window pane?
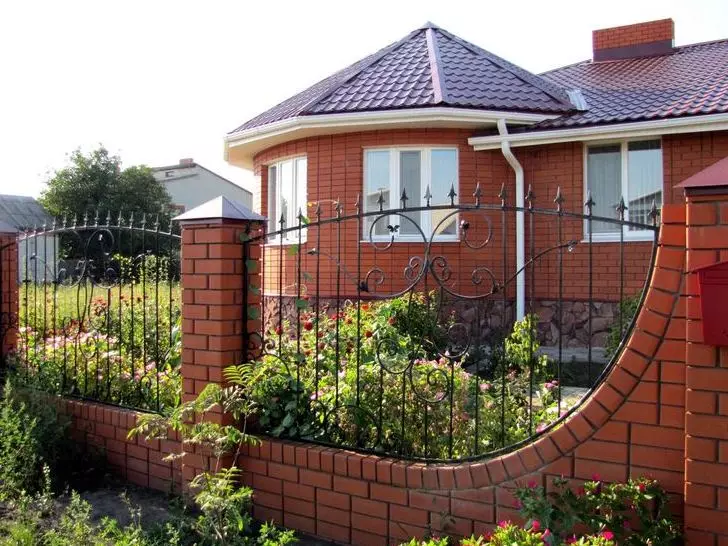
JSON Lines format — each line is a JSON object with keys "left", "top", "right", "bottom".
{"left": 295, "top": 158, "right": 307, "bottom": 219}
{"left": 587, "top": 145, "right": 621, "bottom": 234}
{"left": 268, "top": 165, "right": 277, "bottom": 234}
{"left": 280, "top": 159, "right": 294, "bottom": 232}
{"left": 431, "top": 149, "right": 458, "bottom": 236}
{"left": 399, "top": 150, "right": 421, "bottom": 236}
{"left": 627, "top": 141, "right": 662, "bottom": 230}
{"left": 364, "top": 150, "right": 390, "bottom": 237}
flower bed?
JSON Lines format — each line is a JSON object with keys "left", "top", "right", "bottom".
{"left": 15, "top": 282, "right": 182, "bottom": 411}
{"left": 252, "top": 293, "right": 575, "bottom": 460}
{"left": 402, "top": 476, "right": 680, "bottom": 545}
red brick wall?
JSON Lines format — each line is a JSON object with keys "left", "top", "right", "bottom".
{"left": 238, "top": 203, "right": 689, "bottom": 545}
{"left": 0, "top": 233, "right": 18, "bottom": 357}
{"left": 592, "top": 19, "right": 674, "bottom": 52}
{"left": 253, "top": 130, "right": 665, "bottom": 304}
{"left": 55, "top": 398, "right": 182, "bottom": 493}
{"left": 683, "top": 196, "right": 728, "bottom": 544}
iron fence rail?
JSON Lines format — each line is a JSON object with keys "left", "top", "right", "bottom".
{"left": 245, "top": 184, "right": 659, "bottom": 462}
{"left": 1, "top": 214, "right": 181, "bottom": 412}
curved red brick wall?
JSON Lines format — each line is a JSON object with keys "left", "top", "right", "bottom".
{"left": 237, "top": 204, "right": 688, "bottom": 545}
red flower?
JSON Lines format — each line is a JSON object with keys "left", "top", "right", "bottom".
{"left": 303, "top": 321, "right": 313, "bottom": 331}
{"left": 497, "top": 521, "right": 508, "bottom": 528}
{"left": 528, "top": 480, "right": 537, "bottom": 489}
{"left": 638, "top": 483, "right": 646, "bottom": 493}
{"left": 318, "top": 342, "right": 325, "bottom": 351}
{"left": 361, "top": 303, "right": 370, "bottom": 311}
{"left": 531, "top": 520, "right": 541, "bottom": 532}
{"left": 364, "top": 330, "right": 373, "bottom": 338}
{"left": 275, "top": 326, "right": 283, "bottom": 336}
{"left": 388, "top": 317, "right": 396, "bottom": 326}
{"left": 592, "top": 473, "right": 601, "bottom": 482}
{"left": 600, "top": 530, "right": 614, "bottom": 540}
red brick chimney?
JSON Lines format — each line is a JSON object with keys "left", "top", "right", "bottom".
{"left": 593, "top": 18, "right": 674, "bottom": 62}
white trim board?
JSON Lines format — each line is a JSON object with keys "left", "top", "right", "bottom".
{"left": 224, "top": 108, "right": 560, "bottom": 170}
{"left": 468, "top": 113, "right": 728, "bottom": 150}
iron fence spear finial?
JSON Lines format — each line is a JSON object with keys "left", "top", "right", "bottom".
{"left": 554, "top": 186, "right": 565, "bottom": 213}
{"left": 584, "top": 190, "right": 595, "bottom": 215}
{"left": 526, "top": 184, "right": 535, "bottom": 210}
{"left": 448, "top": 183, "right": 457, "bottom": 206}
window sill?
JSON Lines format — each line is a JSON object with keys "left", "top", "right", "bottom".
{"left": 581, "top": 233, "right": 656, "bottom": 244}
{"left": 361, "top": 237, "right": 460, "bottom": 244}
{"left": 265, "top": 239, "right": 308, "bottom": 247}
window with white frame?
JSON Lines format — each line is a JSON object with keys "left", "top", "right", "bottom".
{"left": 268, "top": 157, "right": 307, "bottom": 242}
{"left": 585, "top": 140, "right": 662, "bottom": 239}
{"left": 363, "top": 147, "right": 458, "bottom": 240}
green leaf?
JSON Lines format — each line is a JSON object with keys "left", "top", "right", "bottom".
{"left": 300, "top": 216, "right": 310, "bottom": 225}
{"left": 295, "top": 298, "right": 308, "bottom": 310}
{"left": 247, "top": 306, "right": 260, "bottom": 320}
{"left": 281, "top": 414, "right": 294, "bottom": 428}
{"left": 245, "top": 259, "right": 258, "bottom": 273}
{"left": 239, "top": 232, "right": 251, "bottom": 242}
{"left": 302, "top": 271, "right": 313, "bottom": 282}
{"left": 250, "top": 285, "right": 260, "bottom": 295}
{"left": 286, "top": 244, "right": 299, "bottom": 256}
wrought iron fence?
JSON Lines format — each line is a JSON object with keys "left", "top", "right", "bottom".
{"left": 244, "top": 184, "right": 659, "bottom": 462}
{"left": 2, "top": 213, "right": 182, "bottom": 412}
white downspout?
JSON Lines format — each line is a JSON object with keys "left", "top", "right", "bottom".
{"left": 496, "top": 119, "right": 525, "bottom": 321}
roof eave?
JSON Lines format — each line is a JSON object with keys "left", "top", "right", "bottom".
{"left": 468, "top": 112, "right": 728, "bottom": 150}
{"left": 225, "top": 107, "right": 560, "bottom": 170}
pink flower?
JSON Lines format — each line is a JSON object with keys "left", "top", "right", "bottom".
{"left": 623, "top": 520, "right": 631, "bottom": 530}
{"left": 480, "top": 383, "right": 491, "bottom": 392}
{"left": 536, "top": 423, "right": 548, "bottom": 433}
{"left": 600, "top": 530, "right": 615, "bottom": 540}
{"left": 592, "top": 473, "right": 601, "bottom": 482}
{"left": 512, "top": 500, "right": 522, "bottom": 509}
{"left": 531, "top": 520, "right": 541, "bottom": 532}
{"left": 542, "top": 529, "right": 551, "bottom": 541}
{"left": 566, "top": 536, "right": 577, "bottom": 544}
{"left": 528, "top": 480, "right": 538, "bottom": 489}
{"left": 498, "top": 520, "right": 508, "bottom": 528}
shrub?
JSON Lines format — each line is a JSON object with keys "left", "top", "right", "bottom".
{"left": 0, "top": 379, "right": 104, "bottom": 499}
{"left": 515, "top": 476, "right": 681, "bottom": 545}
{"left": 253, "top": 295, "right": 566, "bottom": 459}
{"left": 130, "top": 364, "right": 297, "bottom": 545}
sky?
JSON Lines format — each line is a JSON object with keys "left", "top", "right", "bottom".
{"left": 1, "top": 0, "right": 727, "bottom": 199}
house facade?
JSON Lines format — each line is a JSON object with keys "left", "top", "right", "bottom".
{"left": 224, "top": 19, "right": 728, "bottom": 347}
{"left": 153, "top": 158, "right": 252, "bottom": 214}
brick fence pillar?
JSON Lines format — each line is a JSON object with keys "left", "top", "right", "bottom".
{"left": 680, "top": 176, "right": 728, "bottom": 545}
{"left": 0, "top": 226, "right": 18, "bottom": 370}
{"left": 175, "top": 197, "right": 266, "bottom": 481}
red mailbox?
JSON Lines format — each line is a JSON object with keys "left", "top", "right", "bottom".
{"left": 696, "top": 260, "right": 728, "bottom": 346}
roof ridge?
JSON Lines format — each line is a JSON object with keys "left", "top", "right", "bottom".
{"left": 298, "top": 28, "right": 424, "bottom": 117}
{"left": 425, "top": 27, "right": 447, "bottom": 104}
{"left": 434, "top": 27, "right": 573, "bottom": 109}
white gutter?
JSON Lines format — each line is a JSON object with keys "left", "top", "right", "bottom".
{"left": 470, "top": 113, "right": 728, "bottom": 150}
{"left": 497, "top": 119, "right": 525, "bottom": 321}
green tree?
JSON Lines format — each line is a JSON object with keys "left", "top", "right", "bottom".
{"left": 39, "top": 147, "right": 172, "bottom": 221}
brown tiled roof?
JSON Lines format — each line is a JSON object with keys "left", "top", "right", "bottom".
{"left": 537, "top": 38, "right": 728, "bottom": 129}
{"left": 228, "top": 23, "right": 574, "bottom": 134}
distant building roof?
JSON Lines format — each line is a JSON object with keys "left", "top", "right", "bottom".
{"left": 229, "top": 22, "right": 575, "bottom": 135}
{"left": 152, "top": 158, "right": 252, "bottom": 198}
{"left": 0, "top": 195, "right": 53, "bottom": 230}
